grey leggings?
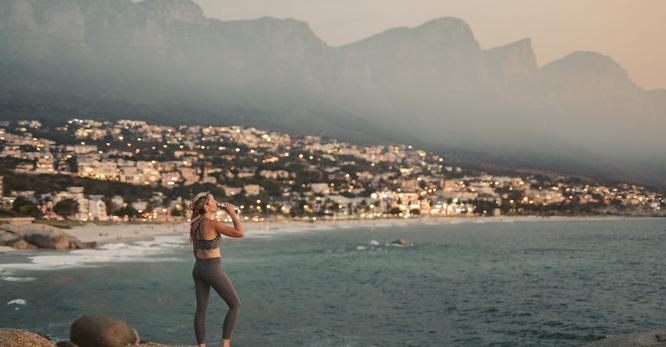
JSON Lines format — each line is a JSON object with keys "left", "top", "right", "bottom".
{"left": 192, "top": 257, "right": 241, "bottom": 343}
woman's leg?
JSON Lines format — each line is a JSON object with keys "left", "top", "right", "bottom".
{"left": 193, "top": 273, "right": 211, "bottom": 346}
{"left": 209, "top": 268, "right": 241, "bottom": 342}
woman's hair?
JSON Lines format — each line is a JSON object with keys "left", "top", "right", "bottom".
{"left": 189, "top": 192, "right": 212, "bottom": 243}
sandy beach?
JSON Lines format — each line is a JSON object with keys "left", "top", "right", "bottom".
{"left": 61, "top": 215, "right": 639, "bottom": 246}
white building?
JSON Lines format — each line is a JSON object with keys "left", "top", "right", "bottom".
{"left": 88, "top": 195, "right": 109, "bottom": 221}
{"left": 243, "top": 184, "right": 262, "bottom": 196}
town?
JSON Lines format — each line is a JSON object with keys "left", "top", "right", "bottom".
{"left": 0, "top": 118, "right": 663, "bottom": 223}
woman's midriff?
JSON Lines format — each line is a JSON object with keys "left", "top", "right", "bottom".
{"left": 195, "top": 248, "right": 221, "bottom": 259}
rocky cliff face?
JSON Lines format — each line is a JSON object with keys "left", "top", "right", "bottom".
{"left": 483, "top": 38, "right": 544, "bottom": 106}
{"left": 541, "top": 51, "right": 643, "bottom": 104}
{"left": 139, "top": 0, "right": 206, "bottom": 25}
{"left": 484, "top": 38, "right": 538, "bottom": 80}
{"left": 341, "top": 17, "right": 485, "bottom": 96}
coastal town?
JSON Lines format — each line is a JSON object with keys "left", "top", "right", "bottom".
{"left": 0, "top": 118, "right": 663, "bottom": 223}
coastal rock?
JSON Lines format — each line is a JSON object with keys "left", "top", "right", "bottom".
{"left": 392, "top": 238, "right": 409, "bottom": 246}
{"left": 70, "top": 315, "right": 140, "bottom": 347}
{"left": 0, "top": 328, "right": 55, "bottom": 347}
{"left": 55, "top": 341, "right": 77, "bottom": 347}
{"left": 8, "top": 239, "right": 37, "bottom": 250}
{"left": 0, "top": 230, "right": 21, "bottom": 245}
{"left": 582, "top": 329, "right": 666, "bottom": 346}
{"left": 0, "top": 223, "right": 95, "bottom": 250}
{"left": 69, "top": 239, "right": 96, "bottom": 250}
{"left": 24, "top": 231, "right": 70, "bottom": 250}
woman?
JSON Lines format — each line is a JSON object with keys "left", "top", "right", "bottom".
{"left": 189, "top": 192, "right": 245, "bottom": 347}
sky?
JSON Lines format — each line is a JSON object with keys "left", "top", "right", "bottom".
{"left": 193, "top": 0, "right": 666, "bottom": 90}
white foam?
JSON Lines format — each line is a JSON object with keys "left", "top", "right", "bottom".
{"left": 7, "top": 299, "right": 26, "bottom": 305}
{"left": 1, "top": 276, "right": 36, "bottom": 282}
{"left": 368, "top": 240, "right": 380, "bottom": 246}
{"left": 356, "top": 246, "right": 367, "bottom": 250}
{"left": 0, "top": 234, "right": 189, "bottom": 277}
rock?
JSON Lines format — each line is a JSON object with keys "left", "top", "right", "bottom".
{"left": 0, "top": 328, "right": 55, "bottom": 347}
{"left": 70, "top": 315, "right": 140, "bottom": 347}
{"left": 24, "top": 232, "right": 70, "bottom": 250}
{"left": 582, "top": 329, "right": 666, "bottom": 346}
{"left": 1, "top": 223, "right": 94, "bottom": 250}
{"left": 9, "top": 239, "right": 37, "bottom": 250}
{"left": 392, "top": 238, "right": 409, "bottom": 246}
{"left": 56, "top": 341, "right": 78, "bottom": 347}
{"left": 0, "top": 230, "right": 21, "bottom": 246}
{"left": 69, "top": 239, "right": 96, "bottom": 250}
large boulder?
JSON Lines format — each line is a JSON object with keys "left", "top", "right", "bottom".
{"left": 0, "top": 230, "right": 21, "bottom": 246}
{"left": 24, "top": 231, "right": 71, "bottom": 250}
{"left": 0, "top": 328, "right": 55, "bottom": 347}
{"left": 70, "top": 315, "right": 140, "bottom": 347}
{"left": 0, "top": 223, "right": 95, "bottom": 250}
{"left": 582, "top": 329, "right": 666, "bottom": 346}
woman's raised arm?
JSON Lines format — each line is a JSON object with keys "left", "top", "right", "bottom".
{"left": 211, "top": 217, "right": 244, "bottom": 238}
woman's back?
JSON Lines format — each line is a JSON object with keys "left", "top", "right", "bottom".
{"left": 192, "top": 217, "right": 222, "bottom": 259}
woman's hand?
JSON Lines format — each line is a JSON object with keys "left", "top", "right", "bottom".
{"left": 224, "top": 202, "right": 238, "bottom": 217}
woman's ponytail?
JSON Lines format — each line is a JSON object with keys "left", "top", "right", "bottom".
{"left": 189, "top": 193, "right": 210, "bottom": 243}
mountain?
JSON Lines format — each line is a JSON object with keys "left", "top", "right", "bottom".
{"left": 0, "top": 0, "right": 664, "bottom": 187}
{"left": 483, "top": 38, "right": 544, "bottom": 107}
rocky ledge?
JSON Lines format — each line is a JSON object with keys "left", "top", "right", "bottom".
{"left": 0, "top": 222, "right": 95, "bottom": 251}
{"left": 0, "top": 315, "right": 195, "bottom": 347}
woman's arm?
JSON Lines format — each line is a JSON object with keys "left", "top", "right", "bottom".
{"left": 211, "top": 214, "right": 244, "bottom": 238}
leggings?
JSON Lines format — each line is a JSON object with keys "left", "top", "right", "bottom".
{"left": 192, "top": 257, "right": 241, "bottom": 343}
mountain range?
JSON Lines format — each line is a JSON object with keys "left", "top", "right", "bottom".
{"left": 1, "top": 0, "right": 664, "bottom": 187}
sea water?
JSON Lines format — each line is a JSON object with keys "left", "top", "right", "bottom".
{"left": 1, "top": 218, "right": 666, "bottom": 347}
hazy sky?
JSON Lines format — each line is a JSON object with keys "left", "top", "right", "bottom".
{"left": 193, "top": 0, "right": 666, "bottom": 90}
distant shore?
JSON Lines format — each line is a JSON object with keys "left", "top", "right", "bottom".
{"left": 59, "top": 214, "right": 653, "bottom": 246}
{"left": 1, "top": 215, "right": 659, "bottom": 254}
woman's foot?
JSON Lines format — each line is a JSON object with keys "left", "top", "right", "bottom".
{"left": 221, "top": 338, "right": 231, "bottom": 347}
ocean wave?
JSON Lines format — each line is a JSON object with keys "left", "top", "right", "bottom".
{"left": 0, "top": 234, "right": 189, "bottom": 278}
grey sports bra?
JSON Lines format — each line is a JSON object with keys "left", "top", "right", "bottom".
{"left": 192, "top": 217, "right": 222, "bottom": 250}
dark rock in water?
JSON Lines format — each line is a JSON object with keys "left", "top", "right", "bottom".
{"left": 70, "top": 315, "right": 140, "bottom": 347}
{"left": 56, "top": 341, "right": 78, "bottom": 347}
{"left": 392, "top": 238, "right": 409, "bottom": 246}
{"left": 0, "top": 328, "right": 55, "bottom": 346}
{"left": 70, "top": 239, "right": 96, "bottom": 250}
{"left": 582, "top": 329, "right": 666, "bottom": 346}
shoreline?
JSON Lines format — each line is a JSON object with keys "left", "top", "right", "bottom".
{"left": 63, "top": 214, "right": 655, "bottom": 246}
{"left": 0, "top": 215, "right": 660, "bottom": 254}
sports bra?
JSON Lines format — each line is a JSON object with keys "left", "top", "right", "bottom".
{"left": 192, "top": 217, "right": 222, "bottom": 251}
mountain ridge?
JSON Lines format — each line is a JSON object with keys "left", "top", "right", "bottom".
{"left": 0, "top": 0, "right": 664, "bottom": 188}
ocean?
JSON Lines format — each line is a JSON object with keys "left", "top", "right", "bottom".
{"left": 1, "top": 217, "right": 665, "bottom": 347}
